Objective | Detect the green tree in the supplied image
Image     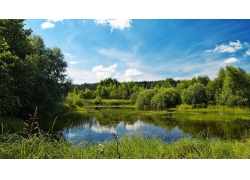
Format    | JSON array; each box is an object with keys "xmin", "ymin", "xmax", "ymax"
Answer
[
  {"xmin": 0, "ymin": 20, "xmax": 71, "ymax": 118},
  {"xmin": 73, "ymin": 86, "xmax": 79, "ymax": 95},
  {"xmin": 136, "ymin": 89, "xmax": 158, "ymax": 110},
  {"xmin": 221, "ymin": 66, "xmax": 250, "ymax": 106},
  {"xmin": 151, "ymin": 88, "xmax": 181, "ymax": 110},
  {"xmin": 181, "ymin": 82, "xmax": 207, "ymax": 105},
  {"xmin": 197, "ymin": 75, "xmax": 210, "ymax": 86},
  {"xmin": 0, "ymin": 20, "xmax": 34, "ymax": 115}
]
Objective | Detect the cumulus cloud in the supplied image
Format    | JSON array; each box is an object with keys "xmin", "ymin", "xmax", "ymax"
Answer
[
  {"xmin": 244, "ymin": 49, "xmax": 250, "ymax": 56},
  {"xmin": 41, "ymin": 21, "xmax": 55, "ymax": 29},
  {"xmin": 69, "ymin": 61, "xmax": 78, "ymax": 65},
  {"xmin": 213, "ymin": 40, "xmax": 243, "ymax": 53},
  {"xmin": 214, "ymin": 44, "xmax": 236, "ymax": 53},
  {"xmin": 223, "ymin": 57, "xmax": 240, "ymax": 64},
  {"xmin": 92, "ymin": 63, "xmax": 118, "ymax": 79},
  {"xmin": 66, "ymin": 68, "xmax": 99, "ymax": 84},
  {"xmin": 124, "ymin": 69, "xmax": 143, "ymax": 81},
  {"xmin": 229, "ymin": 40, "xmax": 242, "ymax": 50},
  {"xmin": 41, "ymin": 19, "xmax": 64, "ymax": 29},
  {"xmin": 94, "ymin": 19, "xmax": 132, "ymax": 32}
]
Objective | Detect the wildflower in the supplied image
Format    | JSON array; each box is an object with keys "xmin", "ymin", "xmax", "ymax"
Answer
[{"xmin": 98, "ymin": 143, "xmax": 104, "ymax": 153}]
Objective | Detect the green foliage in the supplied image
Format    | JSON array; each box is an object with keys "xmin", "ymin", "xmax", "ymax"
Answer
[
  {"xmin": 197, "ymin": 75, "xmax": 210, "ymax": 86},
  {"xmin": 0, "ymin": 20, "xmax": 72, "ymax": 118},
  {"xmin": 181, "ymin": 82, "xmax": 207, "ymax": 105},
  {"xmin": 93, "ymin": 96, "xmax": 103, "ymax": 105},
  {"xmin": 136, "ymin": 89, "xmax": 158, "ymax": 110},
  {"xmin": 221, "ymin": 66, "xmax": 250, "ymax": 106},
  {"xmin": 1, "ymin": 131, "xmax": 250, "ymax": 159},
  {"xmin": 176, "ymin": 79, "xmax": 192, "ymax": 92},
  {"xmin": 226, "ymin": 95, "xmax": 248, "ymax": 107},
  {"xmin": 151, "ymin": 88, "xmax": 181, "ymax": 110},
  {"xmin": 73, "ymin": 86, "xmax": 79, "ymax": 95},
  {"xmin": 130, "ymin": 92, "xmax": 140, "ymax": 103},
  {"xmin": 79, "ymin": 88, "xmax": 96, "ymax": 99}
]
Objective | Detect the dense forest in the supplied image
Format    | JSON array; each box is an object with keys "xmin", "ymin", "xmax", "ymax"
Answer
[
  {"xmin": 1, "ymin": 20, "xmax": 250, "ymax": 119},
  {"xmin": 0, "ymin": 20, "xmax": 72, "ymax": 118},
  {"xmin": 69, "ymin": 65, "xmax": 250, "ymax": 110}
]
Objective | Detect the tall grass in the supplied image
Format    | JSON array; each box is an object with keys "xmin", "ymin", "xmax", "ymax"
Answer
[{"xmin": 1, "ymin": 131, "xmax": 250, "ymax": 159}]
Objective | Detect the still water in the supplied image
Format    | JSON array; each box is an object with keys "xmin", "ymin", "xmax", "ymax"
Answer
[{"xmin": 47, "ymin": 108, "xmax": 250, "ymax": 143}]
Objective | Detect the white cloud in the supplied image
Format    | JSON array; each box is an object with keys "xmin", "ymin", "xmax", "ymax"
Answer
[
  {"xmin": 69, "ymin": 61, "xmax": 78, "ymax": 65},
  {"xmin": 213, "ymin": 40, "xmax": 243, "ymax": 53},
  {"xmin": 204, "ymin": 50, "xmax": 213, "ymax": 52},
  {"xmin": 41, "ymin": 19, "xmax": 64, "ymax": 29},
  {"xmin": 229, "ymin": 40, "xmax": 242, "ymax": 50},
  {"xmin": 124, "ymin": 69, "xmax": 143, "ymax": 81},
  {"xmin": 223, "ymin": 57, "xmax": 240, "ymax": 64},
  {"xmin": 41, "ymin": 21, "xmax": 55, "ymax": 29},
  {"xmin": 213, "ymin": 44, "xmax": 236, "ymax": 53},
  {"xmin": 244, "ymin": 49, "xmax": 250, "ymax": 56},
  {"xmin": 63, "ymin": 52, "xmax": 74, "ymax": 59},
  {"xmin": 92, "ymin": 63, "xmax": 118, "ymax": 79},
  {"xmin": 66, "ymin": 68, "xmax": 100, "ymax": 84},
  {"xmin": 174, "ymin": 77, "xmax": 184, "ymax": 81},
  {"xmin": 125, "ymin": 121, "xmax": 142, "ymax": 131},
  {"xmin": 91, "ymin": 125, "xmax": 116, "ymax": 134},
  {"xmin": 94, "ymin": 19, "xmax": 132, "ymax": 32}
]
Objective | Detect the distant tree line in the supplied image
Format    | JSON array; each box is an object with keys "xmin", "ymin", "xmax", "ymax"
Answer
[
  {"xmin": 0, "ymin": 20, "xmax": 71, "ymax": 118},
  {"xmin": 71, "ymin": 66, "xmax": 250, "ymax": 110}
]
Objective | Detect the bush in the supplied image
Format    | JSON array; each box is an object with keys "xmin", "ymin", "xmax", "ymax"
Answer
[
  {"xmin": 136, "ymin": 89, "xmax": 158, "ymax": 110},
  {"xmin": 151, "ymin": 88, "xmax": 181, "ymax": 110},
  {"xmin": 181, "ymin": 83, "xmax": 207, "ymax": 105},
  {"xmin": 130, "ymin": 92, "xmax": 140, "ymax": 103},
  {"xmin": 94, "ymin": 96, "xmax": 103, "ymax": 105},
  {"xmin": 226, "ymin": 95, "xmax": 248, "ymax": 107},
  {"xmin": 74, "ymin": 99, "xmax": 84, "ymax": 107}
]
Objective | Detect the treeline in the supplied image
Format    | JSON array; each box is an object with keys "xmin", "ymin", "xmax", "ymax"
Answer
[
  {"xmin": 71, "ymin": 66, "xmax": 250, "ymax": 109},
  {"xmin": 70, "ymin": 80, "xmax": 180, "ymax": 91},
  {"xmin": 0, "ymin": 20, "xmax": 71, "ymax": 118}
]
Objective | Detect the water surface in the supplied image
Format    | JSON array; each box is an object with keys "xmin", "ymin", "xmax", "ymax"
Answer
[{"xmin": 47, "ymin": 108, "xmax": 250, "ymax": 143}]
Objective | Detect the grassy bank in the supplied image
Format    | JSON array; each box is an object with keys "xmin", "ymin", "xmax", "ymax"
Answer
[
  {"xmin": 1, "ymin": 131, "xmax": 250, "ymax": 159},
  {"xmin": 63, "ymin": 94, "xmax": 250, "ymax": 121},
  {"xmin": 173, "ymin": 104, "xmax": 250, "ymax": 121}
]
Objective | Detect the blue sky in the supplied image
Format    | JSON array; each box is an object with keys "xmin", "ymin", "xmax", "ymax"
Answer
[{"xmin": 24, "ymin": 19, "xmax": 250, "ymax": 84}]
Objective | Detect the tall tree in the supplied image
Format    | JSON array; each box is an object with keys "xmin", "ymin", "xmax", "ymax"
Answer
[
  {"xmin": 0, "ymin": 20, "xmax": 71, "ymax": 118},
  {"xmin": 221, "ymin": 66, "xmax": 250, "ymax": 106}
]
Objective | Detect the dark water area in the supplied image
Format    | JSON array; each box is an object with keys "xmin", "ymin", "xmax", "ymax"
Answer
[{"xmin": 39, "ymin": 108, "xmax": 250, "ymax": 144}]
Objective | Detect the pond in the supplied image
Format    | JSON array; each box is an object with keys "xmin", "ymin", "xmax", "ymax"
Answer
[{"xmin": 40, "ymin": 107, "xmax": 250, "ymax": 143}]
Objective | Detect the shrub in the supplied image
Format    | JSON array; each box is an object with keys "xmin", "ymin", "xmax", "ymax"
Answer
[
  {"xmin": 74, "ymin": 98, "xmax": 84, "ymax": 107},
  {"xmin": 181, "ymin": 82, "xmax": 207, "ymax": 105},
  {"xmin": 94, "ymin": 96, "xmax": 103, "ymax": 105},
  {"xmin": 130, "ymin": 92, "xmax": 140, "ymax": 103},
  {"xmin": 151, "ymin": 88, "xmax": 181, "ymax": 110},
  {"xmin": 226, "ymin": 95, "xmax": 248, "ymax": 107},
  {"xmin": 136, "ymin": 89, "xmax": 158, "ymax": 110}
]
